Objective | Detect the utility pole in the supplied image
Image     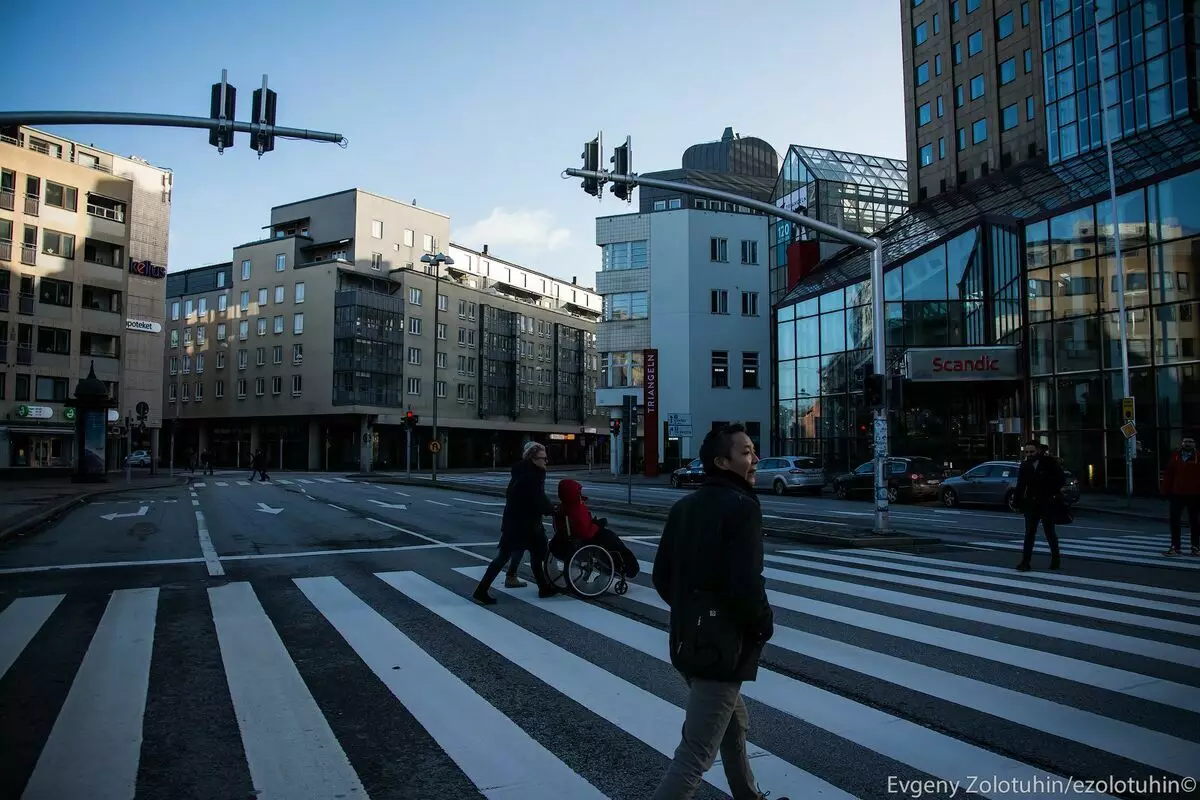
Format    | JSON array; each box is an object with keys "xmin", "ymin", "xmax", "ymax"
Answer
[
  {"xmin": 420, "ymin": 252, "xmax": 455, "ymax": 481},
  {"xmin": 566, "ymin": 138, "xmax": 891, "ymax": 534}
]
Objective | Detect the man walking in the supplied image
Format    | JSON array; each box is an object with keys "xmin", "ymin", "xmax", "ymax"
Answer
[
  {"xmin": 650, "ymin": 424, "xmax": 787, "ymax": 800},
  {"xmin": 1014, "ymin": 439, "xmax": 1066, "ymax": 571},
  {"xmin": 1162, "ymin": 433, "xmax": 1200, "ymax": 557}
]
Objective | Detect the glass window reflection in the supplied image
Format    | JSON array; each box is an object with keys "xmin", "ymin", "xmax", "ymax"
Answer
[
  {"xmin": 903, "ymin": 245, "xmax": 948, "ymax": 300},
  {"xmin": 1055, "ymin": 317, "xmax": 1102, "ymax": 372},
  {"xmin": 820, "ymin": 311, "xmax": 846, "ymax": 353},
  {"xmin": 1049, "ymin": 206, "xmax": 1095, "ymax": 264},
  {"xmin": 1153, "ymin": 302, "xmax": 1198, "ymax": 363},
  {"xmin": 1050, "ymin": 258, "xmax": 1099, "ymax": 318},
  {"xmin": 796, "ymin": 315, "xmax": 820, "ymax": 358},
  {"xmin": 776, "ymin": 321, "xmax": 795, "ymax": 360},
  {"xmin": 1098, "ymin": 248, "xmax": 1151, "ymax": 309},
  {"xmin": 1025, "ymin": 219, "xmax": 1050, "ymax": 267},
  {"xmin": 1030, "ymin": 323, "xmax": 1054, "ymax": 375},
  {"xmin": 1155, "ymin": 170, "xmax": 1200, "ymax": 240},
  {"xmin": 796, "ymin": 357, "xmax": 821, "ymax": 398},
  {"xmin": 1056, "ymin": 375, "xmax": 1104, "ymax": 428},
  {"xmin": 1100, "ymin": 309, "xmax": 1152, "ymax": 368},
  {"xmin": 1027, "ymin": 268, "xmax": 1053, "ymax": 321}
]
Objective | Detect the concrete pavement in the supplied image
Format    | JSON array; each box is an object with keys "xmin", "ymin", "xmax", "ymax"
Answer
[{"xmin": 0, "ymin": 470, "xmax": 1196, "ymax": 798}]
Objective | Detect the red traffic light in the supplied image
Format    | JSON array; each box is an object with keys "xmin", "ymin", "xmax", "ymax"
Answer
[{"xmin": 406, "ymin": 411, "xmax": 414, "ymax": 420}]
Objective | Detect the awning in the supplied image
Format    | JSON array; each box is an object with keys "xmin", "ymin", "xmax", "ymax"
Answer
[{"xmin": 2, "ymin": 425, "xmax": 76, "ymax": 436}]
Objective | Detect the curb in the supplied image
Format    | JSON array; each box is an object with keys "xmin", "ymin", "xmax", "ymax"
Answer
[
  {"xmin": 0, "ymin": 477, "xmax": 191, "ymax": 545},
  {"xmin": 348, "ymin": 475, "xmax": 941, "ymax": 549}
]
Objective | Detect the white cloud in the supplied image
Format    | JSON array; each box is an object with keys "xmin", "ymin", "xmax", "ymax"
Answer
[{"xmin": 454, "ymin": 208, "xmax": 572, "ymax": 253}]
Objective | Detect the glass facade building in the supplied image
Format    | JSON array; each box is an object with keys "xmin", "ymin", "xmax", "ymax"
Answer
[{"xmin": 1043, "ymin": 0, "xmax": 1192, "ymax": 164}]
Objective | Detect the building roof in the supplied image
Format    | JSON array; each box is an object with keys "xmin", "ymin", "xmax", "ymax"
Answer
[
  {"xmin": 784, "ymin": 146, "xmax": 908, "ymax": 192},
  {"xmin": 640, "ymin": 167, "xmax": 779, "ymax": 203},
  {"xmin": 777, "ymin": 117, "xmax": 1200, "ymax": 306},
  {"xmin": 449, "ymin": 243, "xmax": 598, "ymax": 294}
]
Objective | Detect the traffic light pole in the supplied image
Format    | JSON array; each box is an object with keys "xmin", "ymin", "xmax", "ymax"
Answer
[
  {"xmin": 566, "ymin": 165, "xmax": 891, "ymax": 534},
  {"xmin": 0, "ymin": 111, "xmax": 346, "ymax": 147}
]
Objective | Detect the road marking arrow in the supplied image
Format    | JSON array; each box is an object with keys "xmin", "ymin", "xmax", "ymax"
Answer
[
  {"xmin": 101, "ymin": 506, "xmax": 149, "ymax": 521},
  {"xmin": 368, "ymin": 499, "xmax": 408, "ymax": 510},
  {"xmin": 256, "ymin": 502, "xmax": 283, "ymax": 515}
]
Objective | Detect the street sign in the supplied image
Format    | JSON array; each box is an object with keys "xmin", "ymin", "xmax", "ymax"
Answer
[
  {"xmin": 666, "ymin": 412, "xmax": 693, "ymax": 438},
  {"xmin": 1121, "ymin": 421, "xmax": 1137, "ymax": 439},
  {"xmin": 1121, "ymin": 397, "xmax": 1135, "ymax": 421},
  {"xmin": 16, "ymin": 405, "xmax": 52, "ymax": 419},
  {"xmin": 429, "ymin": 440, "xmax": 442, "ymax": 454},
  {"xmin": 136, "ymin": 401, "xmax": 150, "ymax": 417}
]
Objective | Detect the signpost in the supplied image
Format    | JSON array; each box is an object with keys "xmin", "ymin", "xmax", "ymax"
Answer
[
  {"xmin": 666, "ymin": 413, "xmax": 693, "ymax": 438},
  {"xmin": 623, "ymin": 394, "xmax": 638, "ymax": 504}
]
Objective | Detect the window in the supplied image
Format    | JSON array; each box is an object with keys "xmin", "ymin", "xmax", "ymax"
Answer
[
  {"xmin": 39, "ymin": 278, "xmax": 71, "ymax": 307},
  {"xmin": 255, "ymin": 377, "xmax": 265, "ymax": 397},
  {"xmin": 258, "ymin": 288, "xmax": 268, "ymax": 306},
  {"xmin": 437, "ymin": 293, "xmax": 448, "ymax": 312},
  {"xmin": 41, "ymin": 230, "xmax": 75, "ymax": 258},
  {"xmin": 275, "ymin": 253, "xmax": 286, "ymax": 272},
  {"xmin": 935, "ymin": 54, "xmax": 942, "ymax": 75},
  {"xmin": 218, "ymin": 294, "xmax": 227, "ymax": 312},
  {"xmin": 407, "ymin": 377, "xmax": 421, "ymax": 395},
  {"xmin": 957, "ymin": 127, "xmax": 967, "ymax": 150},
  {"xmin": 238, "ymin": 320, "xmax": 249, "ymax": 340},
  {"xmin": 292, "ymin": 343, "xmax": 303, "ymax": 364},
  {"xmin": 409, "ymin": 317, "xmax": 422, "ymax": 335},
  {"xmin": 408, "ymin": 347, "xmax": 422, "ymax": 365},
  {"xmin": 241, "ymin": 260, "xmax": 250, "ymax": 280},
  {"xmin": 257, "ymin": 319, "xmax": 267, "ymax": 336},
  {"xmin": 966, "ymin": 0, "xmax": 979, "ymax": 11},
  {"xmin": 216, "ymin": 351, "xmax": 225, "ymax": 369},
  {"xmin": 711, "ymin": 351, "xmax": 729, "ymax": 388},
  {"xmin": 951, "ymin": 0, "xmax": 959, "ymax": 21},
  {"xmin": 932, "ymin": 13, "xmax": 940, "ymax": 33},
  {"xmin": 1024, "ymin": 49, "xmax": 1032, "ymax": 73},
  {"xmin": 938, "ymin": 137, "xmax": 946, "ymax": 159},
  {"xmin": 604, "ymin": 291, "xmax": 648, "ymax": 320},
  {"xmin": 168, "ymin": 383, "xmax": 177, "ymax": 402},
  {"xmin": 256, "ymin": 347, "xmax": 265, "ymax": 366},
  {"xmin": 271, "ymin": 376, "xmax": 282, "ymax": 396},
  {"xmin": 292, "ymin": 375, "xmax": 302, "ymax": 396},
  {"xmin": 709, "ymin": 237, "xmax": 728, "ymax": 262},
  {"xmin": 35, "ymin": 377, "xmax": 68, "ymax": 403},
  {"xmin": 1001, "ymin": 104, "xmax": 1019, "ymax": 130},
  {"xmin": 169, "ymin": 357, "xmax": 178, "ymax": 375},
  {"xmin": 1021, "ymin": 1, "xmax": 1029, "ymax": 26},
  {"xmin": 915, "ymin": 61, "xmax": 929, "ymax": 85},
  {"xmin": 741, "ymin": 291, "xmax": 759, "ymax": 316},
  {"xmin": 215, "ymin": 380, "xmax": 224, "ymax": 399},
  {"xmin": 920, "ymin": 144, "xmax": 934, "ymax": 166},
  {"xmin": 914, "ymin": 22, "xmax": 928, "ymax": 45},
  {"xmin": 740, "ymin": 240, "xmax": 758, "ymax": 264},
  {"xmin": 217, "ymin": 323, "xmax": 226, "ymax": 340},
  {"xmin": 409, "ymin": 287, "xmax": 423, "ymax": 305},
  {"xmin": 237, "ymin": 379, "xmax": 247, "ymax": 399},
  {"xmin": 371, "ymin": 219, "xmax": 383, "ymax": 238},
  {"xmin": 217, "ymin": 273, "xmax": 226, "ymax": 288},
  {"xmin": 272, "ymin": 285, "xmax": 283, "ymax": 304},
  {"xmin": 996, "ymin": 11, "xmax": 1013, "ymax": 39},
  {"xmin": 240, "ymin": 290, "xmax": 250, "ymax": 310},
  {"xmin": 917, "ymin": 102, "xmax": 931, "ymax": 126},
  {"xmin": 294, "ymin": 282, "xmax": 305, "ymax": 303},
  {"xmin": 937, "ymin": 96, "xmax": 944, "ymax": 117},
  {"xmin": 999, "ymin": 57, "xmax": 1016, "ymax": 85},
  {"xmin": 601, "ymin": 240, "xmax": 648, "ymax": 271},
  {"xmin": 742, "ymin": 352, "xmax": 759, "ymax": 389},
  {"xmin": 45, "ymin": 182, "xmax": 77, "ymax": 211},
  {"xmin": 198, "ymin": 297, "xmax": 208, "ymax": 315},
  {"xmin": 171, "ymin": 301, "xmax": 180, "ymax": 320},
  {"xmin": 272, "ymin": 345, "xmax": 282, "ymax": 365},
  {"xmin": 185, "ymin": 299, "xmax": 194, "ymax": 317},
  {"xmin": 972, "ymin": 118, "xmax": 988, "ymax": 143},
  {"xmin": 967, "ymin": 30, "xmax": 982, "ymax": 55},
  {"xmin": 970, "ymin": 74, "xmax": 984, "ymax": 99},
  {"xmin": 710, "ymin": 289, "xmax": 728, "ymax": 314},
  {"xmin": 293, "ymin": 313, "xmax": 304, "ymax": 334},
  {"xmin": 953, "ymin": 41, "xmax": 962, "ymax": 64},
  {"xmin": 653, "ymin": 199, "xmax": 666, "ymax": 211},
  {"xmin": 238, "ymin": 349, "xmax": 248, "ymax": 369},
  {"xmin": 197, "ymin": 326, "xmax": 207, "ymax": 345},
  {"xmin": 196, "ymin": 353, "xmax": 205, "ymax": 372},
  {"xmin": 955, "ymin": 84, "xmax": 964, "ymax": 107},
  {"xmin": 1026, "ymin": 95, "xmax": 1035, "ymax": 120},
  {"xmin": 403, "ymin": 229, "xmax": 414, "ymax": 247},
  {"xmin": 371, "ymin": 252, "xmax": 382, "ymax": 270},
  {"xmin": 36, "ymin": 327, "xmax": 70, "ymax": 355}
]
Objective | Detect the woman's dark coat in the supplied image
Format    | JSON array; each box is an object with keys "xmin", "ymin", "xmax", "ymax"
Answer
[{"xmin": 498, "ymin": 458, "xmax": 555, "ymax": 550}]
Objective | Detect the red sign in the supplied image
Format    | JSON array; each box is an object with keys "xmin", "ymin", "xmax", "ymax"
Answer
[
  {"xmin": 643, "ymin": 348, "xmax": 658, "ymax": 477},
  {"xmin": 907, "ymin": 346, "xmax": 1021, "ymax": 382},
  {"xmin": 128, "ymin": 259, "xmax": 167, "ymax": 279},
  {"xmin": 932, "ymin": 355, "xmax": 1000, "ymax": 372}
]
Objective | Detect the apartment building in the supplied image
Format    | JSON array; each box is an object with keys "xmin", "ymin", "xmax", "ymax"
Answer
[
  {"xmin": 0, "ymin": 126, "xmax": 172, "ymax": 471},
  {"xmin": 164, "ymin": 189, "xmax": 606, "ymax": 472},
  {"xmin": 903, "ymin": 0, "xmax": 1046, "ymax": 202}
]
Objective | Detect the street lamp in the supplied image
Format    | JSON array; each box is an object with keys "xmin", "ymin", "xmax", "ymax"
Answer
[{"xmin": 419, "ymin": 251, "xmax": 454, "ymax": 482}]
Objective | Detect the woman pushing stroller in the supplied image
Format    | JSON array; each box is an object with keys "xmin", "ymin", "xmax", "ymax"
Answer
[{"xmin": 551, "ymin": 479, "xmax": 639, "ymax": 578}]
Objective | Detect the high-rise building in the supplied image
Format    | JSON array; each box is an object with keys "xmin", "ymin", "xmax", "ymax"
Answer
[
  {"xmin": 0, "ymin": 126, "xmax": 172, "ymax": 471},
  {"xmin": 595, "ymin": 129, "xmax": 778, "ymax": 474},
  {"xmin": 163, "ymin": 189, "xmax": 605, "ymax": 473},
  {"xmin": 902, "ymin": 0, "xmax": 1046, "ymax": 203}
]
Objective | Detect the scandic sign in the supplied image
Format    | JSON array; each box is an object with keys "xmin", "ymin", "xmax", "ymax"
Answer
[{"xmin": 906, "ymin": 347, "xmax": 1021, "ymax": 381}]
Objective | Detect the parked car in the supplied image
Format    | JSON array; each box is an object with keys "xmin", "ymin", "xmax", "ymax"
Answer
[
  {"xmin": 939, "ymin": 460, "xmax": 1081, "ymax": 511},
  {"xmin": 831, "ymin": 457, "xmax": 945, "ymax": 503},
  {"xmin": 124, "ymin": 450, "xmax": 151, "ymax": 467},
  {"xmin": 669, "ymin": 458, "xmax": 704, "ymax": 488},
  {"xmin": 754, "ymin": 456, "xmax": 826, "ymax": 495}
]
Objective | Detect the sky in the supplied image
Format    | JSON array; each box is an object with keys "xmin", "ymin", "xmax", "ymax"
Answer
[{"xmin": 10, "ymin": 0, "xmax": 908, "ymax": 288}]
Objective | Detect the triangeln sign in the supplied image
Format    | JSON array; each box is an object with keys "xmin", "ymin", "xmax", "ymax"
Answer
[{"xmin": 906, "ymin": 346, "xmax": 1021, "ymax": 381}]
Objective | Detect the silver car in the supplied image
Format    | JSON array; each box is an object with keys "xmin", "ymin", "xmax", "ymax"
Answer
[
  {"xmin": 755, "ymin": 456, "xmax": 826, "ymax": 495},
  {"xmin": 939, "ymin": 460, "xmax": 1081, "ymax": 511}
]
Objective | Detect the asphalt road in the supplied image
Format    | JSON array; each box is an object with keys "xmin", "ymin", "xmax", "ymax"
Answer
[{"xmin": 0, "ymin": 470, "xmax": 1196, "ymax": 800}]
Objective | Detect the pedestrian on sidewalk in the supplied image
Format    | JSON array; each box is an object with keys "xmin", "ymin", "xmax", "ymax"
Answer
[
  {"xmin": 1161, "ymin": 433, "xmax": 1200, "ymax": 557},
  {"xmin": 1014, "ymin": 439, "xmax": 1065, "ymax": 572},
  {"xmin": 251, "ymin": 449, "xmax": 269, "ymax": 482},
  {"xmin": 473, "ymin": 442, "xmax": 558, "ymax": 604},
  {"xmin": 650, "ymin": 423, "xmax": 787, "ymax": 800}
]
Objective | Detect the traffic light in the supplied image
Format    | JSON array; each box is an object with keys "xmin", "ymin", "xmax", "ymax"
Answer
[
  {"xmin": 610, "ymin": 419, "xmax": 621, "ymax": 437},
  {"xmin": 252, "ymin": 85, "xmax": 278, "ymax": 155},
  {"xmin": 610, "ymin": 136, "xmax": 632, "ymax": 202},
  {"xmin": 863, "ymin": 366, "xmax": 885, "ymax": 409},
  {"xmin": 581, "ymin": 134, "xmax": 601, "ymax": 196},
  {"xmin": 208, "ymin": 71, "xmax": 236, "ymax": 151},
  {"xmin": 405, "ymin": 410, "xmax": 419, "ymax": 428}
]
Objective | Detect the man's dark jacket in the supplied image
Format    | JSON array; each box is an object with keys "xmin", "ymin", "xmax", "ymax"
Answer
[
  {"xmin": 652, "ymin": 470, "xmax": 773, "ymax": 682},
  {"xmin": 1014, "ymin": 455, "xmax": 1066, "ymax": 515},
  {"xmin": 499, "ymin": 458, "xmax": 554, "ymax": 550}
]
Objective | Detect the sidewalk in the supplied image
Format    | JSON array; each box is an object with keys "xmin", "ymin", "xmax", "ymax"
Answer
[{"xmin": 0, "ymin": 471, "xmax": 190, "ymax": 543}]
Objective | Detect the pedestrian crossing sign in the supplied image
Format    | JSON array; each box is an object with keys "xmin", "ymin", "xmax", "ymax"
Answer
[{"xmin": 1121, "ymin": 397, "xmax": 1134, "ymax": 421}]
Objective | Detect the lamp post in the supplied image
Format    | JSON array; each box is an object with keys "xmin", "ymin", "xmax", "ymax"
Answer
[{"xmin": 419, "ymin": 251, "xmax": 454, "ymax": 482}]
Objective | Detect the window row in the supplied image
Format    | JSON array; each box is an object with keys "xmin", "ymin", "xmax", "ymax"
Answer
[
  {"xmin": 169, "ymin": 375, "xmax": 303, "ymax": 402},
  {"xmin": 711, "ymin": 350, "xmax": 760, "ymax": 389},
  {"xmin": 709, "ymin": 238, "xmax": 759, "ymax": 264},
  {"xmin": 169, "ymin": 313, "xmax": 305, "ymax": 347},
  {"xmin": 169, "ymin": 344, "xmax": 305, "ymax": 374},
  {"xmin": 710, "ymin": 289, "xmax": 760, "ymax": 316}
]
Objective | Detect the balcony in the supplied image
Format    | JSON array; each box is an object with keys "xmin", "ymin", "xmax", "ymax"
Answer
[
  {"xmin": 20, "ymin": 245, "xmax": 36, "ymax": 266},
  {"xmin": 24, "ymin": 194, "xmax": 38, "ymax": 216},
  {"xmin": 16, "ymin": 344, "xmax": 32, "ymax": 365},
  {"xmin": 0, "ymin": 342, "xmax": 6, "ymax": 362},
  {"xmin": 0, "ymin": 189, "xmax": 12, "ymax": 211},
  {"xmin": 0, "ymin": 290, "xmax": 7, "ymax": 312},
  {"xmin": 86, "ymin": 201, "xmax": 125, "ymax": 224},
  {"xmin": 0, "ymin": 239, "xmax": 10, "ymax": 262},
  {"xmin": 18, "ymin": 292, "xmax": 33, "ymax": 315}
]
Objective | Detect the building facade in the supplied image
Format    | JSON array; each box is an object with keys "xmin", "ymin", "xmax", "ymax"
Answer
[
  {"xmin": 1, "ymin": 126, "xmax": 172, "ymax": 472},
  {"xmin": 771, "ymin": 0, "xmax": 1200, "ymax": 494},
  {"xmin": 164, "ymin": 189, "xmax": 605, "ymax": 472}
]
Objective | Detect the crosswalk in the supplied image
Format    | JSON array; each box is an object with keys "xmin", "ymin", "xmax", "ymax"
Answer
[
  {"xmin": 968, "ymin": 532, "xmax": 1200, "ymax": 570},
  {"xmin": 192, "ymin": 477, "xmax": 355, "ymax": 488},
  {"xmin": 2, "ymin": 546, "xmax": 1197, "ymax": 799}
]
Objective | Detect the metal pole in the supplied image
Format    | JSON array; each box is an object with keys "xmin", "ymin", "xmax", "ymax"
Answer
[
  {"xmin": 431, "ymin": 274, "xmax": 441, "ymax": 482},
  {"xmin": 1092, "ymin": 2, "xmax": 1133, "ymax": 501},
  {"xmin": 626, "ymin": 428, "xmax": 633, "ymax": 504},
  {"xmin": 565, "ymin": 165, "xmax": 889, "ymax": 532},
  {"xmin": 125, "ymin": 414, "xmax": 132, "ymax": 483},
  {"xmin": 169, "ymin": 420, "xmax": 175, "ymax": 476},
  {"xmin": 0, "ymin": 111, "xmax": 346, "ymax": 146},
  {"xmin": 871, "ymin": 242, "xmax": 889, "ymax": 533},
  {"xmin": 406, "ymin": 425, "xmax": 412, "ymax": 477}
]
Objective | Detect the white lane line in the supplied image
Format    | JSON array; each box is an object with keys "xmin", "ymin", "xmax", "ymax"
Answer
[
  {"xmin": 800, "ymin": 549, "xmax": 1200, "ymax": 602},
  {"xmin": 393, "ymin": 491, "xmax": 410, "ymax": 497},
  {"xmin": 192, "ymin": 482, "xmax": 207, "ymax": 488},
  {"xmin": 328, "ymin": 504, "xmax": 347, "ymax": 512},
  {"xmin": 296, "ymin": 576, "xmax": 606, "ymax": 799},
  {"xmin": 366, "ymin": 519, "xmax": 490, "ymax": 561},
  {"xmin": 220, "ymin": 542, "xmax": 498, "ymax": 563},
  {"xmin": 192, "ymin": 499, "xmax": 200, "ymax": 506},
  {"xmin": 765, "ymin": 553, "xmax": 1200, "ymax": 638},
  {"xmin": 277, "ymin": 479, "xmax": 294, "ymax": 485},
  {"xmin": 789, "ymin": 550, "xmax": 1200, "ymax": 618},
  {"xmin": 0, "ymin": 595, "xmax": 63, "ymax": 679},
  {"xmin": 976, "ymin": 541, "xmax": 1200, "ymax": 571},
  {"xmin": 209, "ymin": 582, "xmax": 366, "ymax": 799},
  {"xmin": 317, "ymin": 478, "xmax": 334, "ymax": 484},
  {"xmin": 478, "ymin": 511, "xmax": 502, "ymax": 518},
  {"xmin": 455, "ymin": 498, "xmax": 505, "ymax": 506},
  {"xmin": 763, "ymin": 513, "xmax": 848, "ymax": 527},
  {"xmin": 297, "ymin": 479, "xmax": 314, "ymax": 484},
  {"xmin": 334, "ymin": 478, "xmax": 352, "ymax": 483},
  {"xmin": 21, "ymin": 588, "xmax": 158, "ymax": 800},
  {"xmin": 425, "ymin": 500, "xmax": 451, "ymax": 507},
  {"xmin": 215, "ymin": 481, "xmax": 229, "ymax": 487},
  {"xmin": 196, "ymin": 510, "xmax": 224, "ymax": 577},
  {"xmin": 386, "ymin": 571, "xmax": 853, "ymax": 800},
  {"xmin": 464, "ymin": 567, "xmax": 1105, "ymax": 800},
  {"xmin": 0, "ymin": 557, "xmax": 207, "ymax": 575},
  {"xmin": 237, "ymin": 481, "xmax": 251, "ymax": 486}
]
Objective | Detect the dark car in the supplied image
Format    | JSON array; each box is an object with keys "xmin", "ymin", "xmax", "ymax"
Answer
[
  {"xmin": 939, "ymin": 459, "xmax": 1081, "ymax": 511},
  {"xmin": 832, "ymin": 457, "xmax": 945, "ymax": 503},
  {"xmin": 669, "ymin": 458, "xmax": 704, "ymax": 489}
]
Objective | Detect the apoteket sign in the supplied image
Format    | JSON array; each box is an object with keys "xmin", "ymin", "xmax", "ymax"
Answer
[{"xmin": 905, "ymin": 346, "xmax": 1021, "ymax": 381}]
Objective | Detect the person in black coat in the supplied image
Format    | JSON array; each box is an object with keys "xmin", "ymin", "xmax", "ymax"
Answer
[
  {"xmin": 1014, "ymin": 439, "xmax": 1066, "ymax": 571},
  {"xmin": 650, "ymin": 424, "xmax": 787, "ymax": 800},
  {"xmin": 472, "ymin": 441, "xmax": 559, "ymax": 604}
]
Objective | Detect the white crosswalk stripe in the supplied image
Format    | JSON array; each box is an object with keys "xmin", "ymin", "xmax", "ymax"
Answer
[
  {"xmin": 966, "ymin": 533, "xmax": 1200, "ymax": 570},
  {"xmin": 3, "ymin": 548, "xmax": 1196, "ymax": 798}
]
